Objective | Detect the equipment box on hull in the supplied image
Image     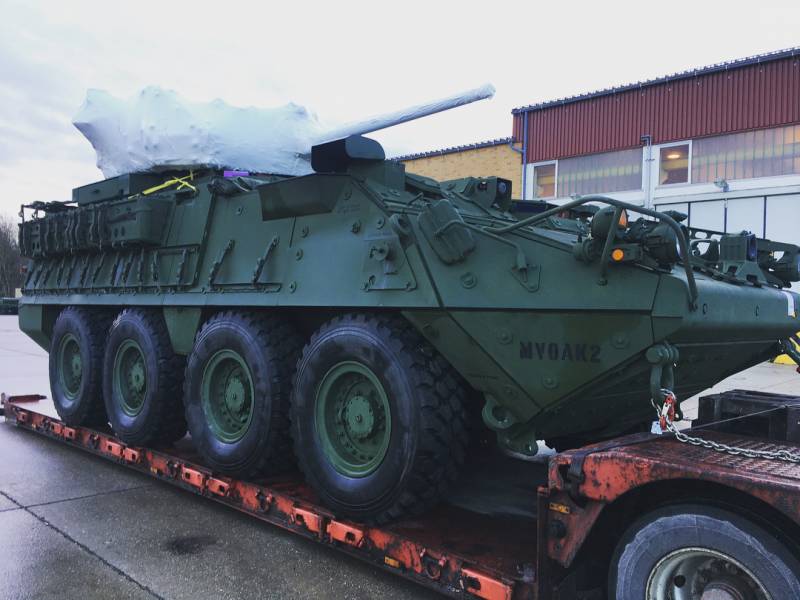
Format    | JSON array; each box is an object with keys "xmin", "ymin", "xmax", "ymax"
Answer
[
  {"xmin": 19, "ymin": 194, "xmax": 172, "ymax": 258},
  {"xmin": 72, "ymin": 173, "xmax": 164, "ymax": 205}
]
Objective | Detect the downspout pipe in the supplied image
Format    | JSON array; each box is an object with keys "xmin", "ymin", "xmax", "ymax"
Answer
[
  {"xmin": 522, "ymin": 112, "xmax": 528, "ymax": 200},
  {"xmin": 508, "ymin": 111, "xmax": 529, "ymax": 200},
  {"xmin": 641, "ymin": 134, "xmax": 653, "ymax": 209}
]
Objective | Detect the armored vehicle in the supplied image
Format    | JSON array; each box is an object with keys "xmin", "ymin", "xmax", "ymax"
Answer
[{"xmin": 17, "ymin": 132, "xmax": 800, "ymax": 523}]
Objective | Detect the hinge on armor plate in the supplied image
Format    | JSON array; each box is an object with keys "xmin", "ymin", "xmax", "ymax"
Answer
[
  {"xmin": 25, "ymin": 262, "xmax": 36, "ymax": 287},
  {"xmin": 109, "ymin": 252, "xmax": 122, "ymax": 286},
  {"xmin": 61, "ymin": 256, "xmax": 77, "ymax": 288},
  {"xmin": 121, "ymin": 252, "xmax": 135, "ymax": 285},
  {"xmin": 252, "ymin": 236, "xmax": 279, "ymax": 284},
  {"xmin": 207, "ymin": 239, "xmax": 235, "ymax": 287},
  {"xmin": 511, "ymin": 263, "xmax": 540, "ymax": 292},
  {"xmin": 65, "ymin": 210, "xmax": 75, "ymax": 251},
  {"xmin": 136, "ymin": 250, "xmax": 145, "ymax": 288},
  {"xmin": 91, "ymin": 254, "xmax": 106, "ymax": 285},
  {"xmin": 151, "ymin": 251, "xmax": 160, "ymax": 286},
  {"xmin": 175, "ymin": 249, "xmax": 189, "ymax": 286},
  {"xmin": 361, "ymin": 234, "xmax": 417, "ymax": 291},
  {"xmin": 30, "ymin": 261, "xmax": 43, "ymax": 288},
  {"xmin": 54, "ymin": 257, "xmax": 66, "ymax": 286},
  {"xmin": 93, "ymin": 206, "xmax": 107, "ymax": 249},
  {"xmin": 79, "ymin": 255, "xmax": 91, "ymax": 287},
  {"xmin": 39, "ymin": 260, "xmax": 54, "ymax": 289}
]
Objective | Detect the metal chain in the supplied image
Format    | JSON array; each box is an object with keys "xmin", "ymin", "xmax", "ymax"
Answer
[{"xmin": 653, "ymin": 393, "xmax": 800, "ymax": 464}]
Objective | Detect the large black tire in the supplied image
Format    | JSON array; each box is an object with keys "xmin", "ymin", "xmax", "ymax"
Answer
[
  {"xmin": 609, "ymin": 504, "xmax": 800, "ymax": 599},
  {"xmin": 102, "ymin": 309, "xmax": 186, "ymax": 446},
  {"xmin": 183, "ymin": 311, "xmax": 301, "ymax": 478},
  {"xmin": 49, "ymin": 307, "xmax": 111, "ymax": 426},
  {"xmin": 291, "ymin": 313, "xmax": 469, "ymax": 524}
]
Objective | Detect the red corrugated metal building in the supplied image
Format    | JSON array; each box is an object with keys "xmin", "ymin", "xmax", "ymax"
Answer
[
  {"xmin": 513, "ymin": 49, "xmax": 800, "ymax": 164},
  {"xmin": 509, "ymin": 47, "xmax": 800, "ymax": 253}
]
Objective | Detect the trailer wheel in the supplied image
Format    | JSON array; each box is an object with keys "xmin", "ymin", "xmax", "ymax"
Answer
[
  {"xmin": 609, "ymin": 504, "xmax": 800, "ymax": 599},
  {"xmin": 183, "ymin": 312, "xmax": 301, "ymax": 478},
  {"xmin": 49, "ymin": 307, "xmax": 111, "ymax": 426},
  {"xmin": 103, "ymin": 309, "xmax": 186, "ymax": 446},
  {"xmin": 291, "ymin": 313, "xmax": 469, "ymax": 524}
]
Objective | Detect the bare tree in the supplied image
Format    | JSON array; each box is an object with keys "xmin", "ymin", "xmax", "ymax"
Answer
[{"xmin": 0, "ymin": 215, "xmax": 22, "ymax": 297}]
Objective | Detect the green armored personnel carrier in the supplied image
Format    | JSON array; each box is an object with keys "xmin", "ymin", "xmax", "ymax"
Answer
[{"xmin": 17, "ymin": 132, "xmax": 800, "ymax": 523}]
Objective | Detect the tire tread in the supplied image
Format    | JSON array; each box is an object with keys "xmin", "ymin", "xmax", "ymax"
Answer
[
  {"xmin": 184, "ymin": 310, "xmax": 303, "ymax": 478},
  {"xmin": 293, "ymin": 312, "xmax": 470, "ymax": 524},
  {"xmin": 107, "ymin": 308, "xmax": 187, "ymax": 446},
  {"xmin": 51, "ymin": 306, "xmax": 112, "ymax": 426}
]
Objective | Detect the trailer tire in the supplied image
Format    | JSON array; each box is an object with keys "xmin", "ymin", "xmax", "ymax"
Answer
[
  {"xmin": 184, "ymin": 311, "xmax": 301, "ymax": 478},
  {"xmin": 103, "ymin": 309, "xmax": 186, "ymax": 446},
  {"xmin": 291, "ymin": 313, "xmax": 469, "ymax": 524},
  {"xmin": 609, "ymin": 504, "xmax": 800, "ymax": 599},
  {"xmin": 49, "ymin": 307, "xmax": 111, "ymax": 427}
]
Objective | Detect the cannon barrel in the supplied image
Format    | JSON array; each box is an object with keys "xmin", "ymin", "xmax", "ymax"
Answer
[{"xmin": 316, "ymin": 83, "xmax": 496, "ymax": 144}]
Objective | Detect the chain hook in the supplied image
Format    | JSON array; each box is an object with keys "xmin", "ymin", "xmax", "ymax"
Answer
[
  {"xmin": 657, "ymin": 389, "xmax": 677, "ymax": 432},
  {"xmin": 652, "ymin": 388, "xmax": 800, "ymax": 464}
]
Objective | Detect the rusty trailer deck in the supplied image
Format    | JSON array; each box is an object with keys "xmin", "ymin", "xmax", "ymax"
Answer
[
  {"xmin": 6, "ymin": 392, "xmax": 800, "ymax": 599},
  {"xmin": 2, "ymin": 394, "xmax": 541, "ymax": 600}
]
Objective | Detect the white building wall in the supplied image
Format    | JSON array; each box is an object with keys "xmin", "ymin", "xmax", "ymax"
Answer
[{"xmin": 523, "ymin": 143, "xmax": 800, "ymax": 250}]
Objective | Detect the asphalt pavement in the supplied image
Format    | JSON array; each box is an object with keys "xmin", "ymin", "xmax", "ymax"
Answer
[{"xmin": 2, "ymin": 314, "xmax": 800, "ymax": 599}]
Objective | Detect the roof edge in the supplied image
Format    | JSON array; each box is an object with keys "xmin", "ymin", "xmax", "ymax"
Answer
[
  {"xmin": 512, "ymin": 46, "xmax": 800, "ymax": 115},
  {"xmin": 392, "ymin": 137, "xmax": 513, "ymax": 161}
]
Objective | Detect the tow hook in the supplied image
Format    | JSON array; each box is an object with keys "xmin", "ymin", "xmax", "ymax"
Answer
[
  {"xmin": 657, "ymin": 391, "xmax": 678, "ymax": 432},
  {"xmin": 647, "ymin": 342, "xmax": 682, "ymax": 419}
]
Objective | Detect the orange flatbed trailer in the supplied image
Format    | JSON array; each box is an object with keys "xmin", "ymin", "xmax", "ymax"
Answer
[{"xmin": 5, "ymin": 391, "xmax": 800, "ymax": 599}]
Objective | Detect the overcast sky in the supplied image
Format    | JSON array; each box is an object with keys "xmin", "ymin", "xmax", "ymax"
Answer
[{"xmin": 1, "ymin": 0, "xmax": 798, "ymax": 217}]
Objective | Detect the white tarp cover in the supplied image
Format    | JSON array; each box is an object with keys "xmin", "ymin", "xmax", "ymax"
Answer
[
  {"xmin": 73, "ymin": 87, "xmax": 323, "ymax": 177},
  {"xmin": 73, "ymin": 84, "xmax": 495, "ymax": 178}
]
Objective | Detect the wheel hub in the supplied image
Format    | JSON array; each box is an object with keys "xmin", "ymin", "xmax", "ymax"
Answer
[
  {"xmin": 224, "ymin": 374, "xmax": 246, "ymax": 416},
  {"xmin": 698, "ymin": 565, "xmax": 760, "ymax": 600},
  {"xmin": 129, "ymin": 361, "xmax": 145, "ymax": 393},
  {"xmin": 114, "ymin": 339, "xmax": 147, "ymax": 416},
  {"xmin": 58, "ymin": 333, "xmax": 83, "ymax": 401},
  {"xmin": 701, "ymin": 578, "xmax": 751, "ymax": 600},
  {"xmin": 70, "ymin": 353, "xmax": 82, "ymax": 378},
  {"xmin": 343, "ymin": 394, "xmax": 375, "ymax": 440},
  {"xmin": 201, "ymin": 350, "xmax": 254, "ymax": 443},
  {"xmin": 648, "ymin": 549, "xmax": 768, "ymax": 600},
  {"xmin": 315, "ymin": 361, "xmax": 392, "ymax": 478}
]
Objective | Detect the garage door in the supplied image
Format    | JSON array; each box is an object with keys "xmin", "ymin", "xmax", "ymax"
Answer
[
  {"xmin": 765, "ymin": 195, "xmax": 800, "ymax": 247},
  {"xmin": 766, "ymin": 194, "xmax": 800, "ymax": 291},
  {"xmin": 726, "ymin": 197, "xmax": 765, "ymax": 237},
  {"xmin": 689, "ymin": 200, "xmax": 725, "ymax": 231}
]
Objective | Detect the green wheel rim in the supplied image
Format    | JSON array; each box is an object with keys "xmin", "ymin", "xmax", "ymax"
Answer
[
  {"xmin": 315, "ymin": 361, "xmax": 392, "ymax": 478},
  {"xmin": 201, "ymin": 349, "xmax": 255, "ymax": 443},
  {"xmin": 113, "ymin": 339, "xmax": 147, "ymax": 417},
  {"xmin": 57, "ymin": 333, "xmax": 83, "ymax": 402}
]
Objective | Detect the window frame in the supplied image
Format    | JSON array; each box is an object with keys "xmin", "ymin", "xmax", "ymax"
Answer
[
  {"xmin": 530, "ymin": 160, "xmax": 558, "ymax": 199},
  {"xmin": 556, "ymin": 147, "xmax": 645, "ymax": 197},
  {"xmin": 656, "ymin": 140, "xmax": 693, "ymax": 187}
]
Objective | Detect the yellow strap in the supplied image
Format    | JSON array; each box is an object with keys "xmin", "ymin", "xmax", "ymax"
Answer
[
  {"xmin": 141, "ymin": 170, "xmax": 197, "ymax": 195},
  {"xmin": 775, "ymin": 333, "xmax": 800, "ymax": 365}
]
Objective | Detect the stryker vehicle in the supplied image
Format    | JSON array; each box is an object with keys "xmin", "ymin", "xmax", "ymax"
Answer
[{"xmin": 17, "ymin": 133, "xmax": 800, "ymax": 523}]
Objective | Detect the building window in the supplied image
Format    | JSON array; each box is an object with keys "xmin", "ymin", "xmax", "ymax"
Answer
[
  {"xmin": 557, "ymin": 148, "xmax": 642, "ymax": 196},
  {"xmin": 659, "ymin": 143, "xmax": 690, "ymax": 185},
  {"xmin": 533, "ymin": 163, "xmax": 556, "ymax": 198},
  {"xmin": 691, "ymin": 124, "xmax": 800, "ymax": 183}
]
